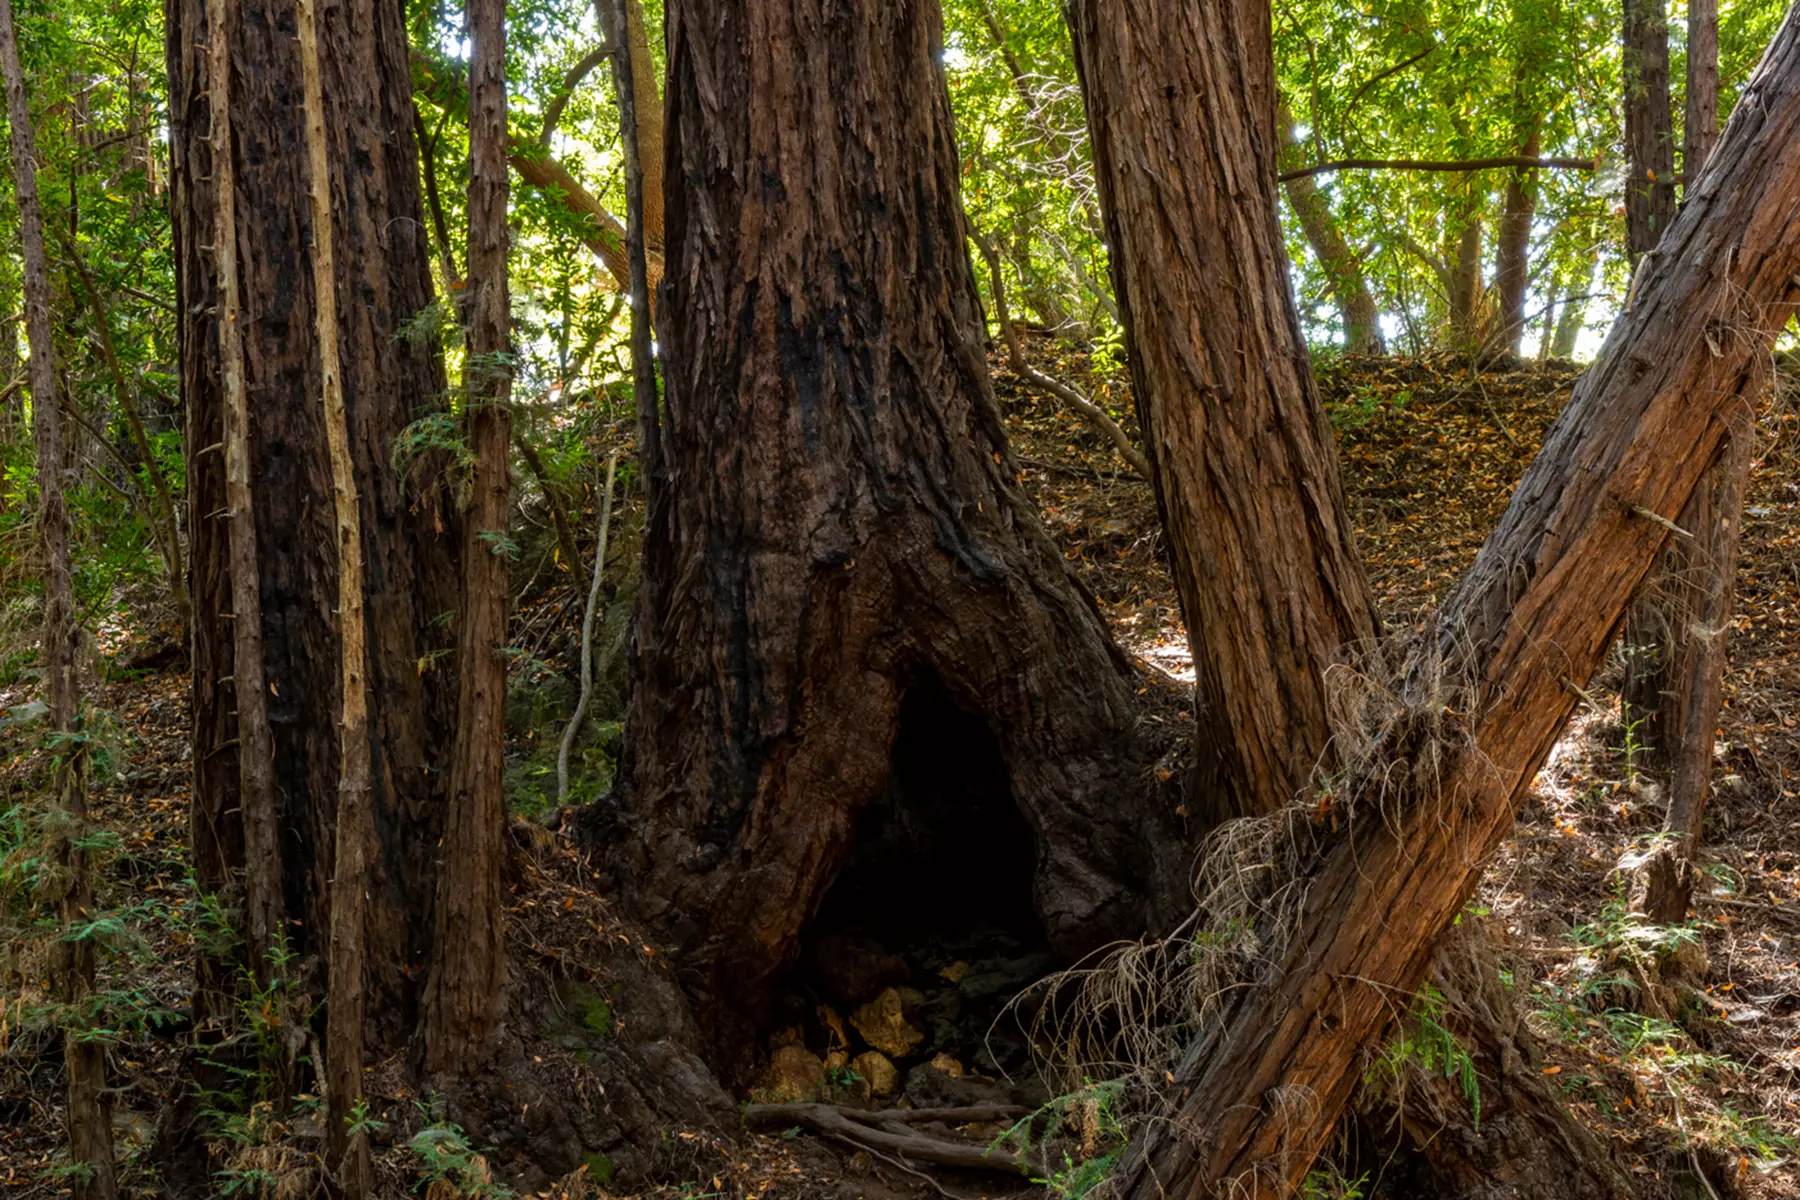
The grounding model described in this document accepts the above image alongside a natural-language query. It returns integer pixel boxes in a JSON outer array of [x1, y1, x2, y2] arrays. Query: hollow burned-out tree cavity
[[610, 0, 1185, 1073]]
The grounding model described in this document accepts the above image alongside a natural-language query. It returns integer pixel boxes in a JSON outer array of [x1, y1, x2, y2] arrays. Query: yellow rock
[[853, 1050, 900, 1096], [929, 1052, 965, 1078], [823, 1049, 850, 1072], [850, 987, 925, 1058], [938, 960, 970, 983], [752, 1044, 826, 1104]]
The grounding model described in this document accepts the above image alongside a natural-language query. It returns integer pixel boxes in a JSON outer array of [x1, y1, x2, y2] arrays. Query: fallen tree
[[1067, 0, 1800, 1192]]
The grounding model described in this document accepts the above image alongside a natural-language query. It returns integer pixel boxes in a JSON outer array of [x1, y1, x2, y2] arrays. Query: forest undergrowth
[[3, 342, 1798, 1199]]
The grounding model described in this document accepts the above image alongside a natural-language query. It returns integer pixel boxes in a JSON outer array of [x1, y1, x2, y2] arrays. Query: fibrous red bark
[[423, 0, 511, 1081], [612, 0, 1184, 1069], [1067, 1, 1380, 830], [168, 0, 460, 1048], [1070, 0, 1800, 1191], [1624, 0, 1677, 258]]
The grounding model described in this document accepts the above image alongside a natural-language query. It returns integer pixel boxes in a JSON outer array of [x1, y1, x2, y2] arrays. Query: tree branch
[[1280, 154, 1598, 182]]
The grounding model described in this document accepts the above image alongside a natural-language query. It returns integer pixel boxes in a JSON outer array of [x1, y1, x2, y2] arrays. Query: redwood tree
[[1068, 0, 1800, 1189], [613, 0, 1186, 1060], [167, 0, 460, 1061]]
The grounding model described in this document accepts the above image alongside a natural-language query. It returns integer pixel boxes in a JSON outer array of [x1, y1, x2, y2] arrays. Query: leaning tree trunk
[[1, 0, 118, 1192], [1067, 1, 1630, 1194], [1079, 1, 1800, 1188], [611, 0, 1187, 1072], [1624, 0, 1677, 259], [167, 0, 461, 1053]]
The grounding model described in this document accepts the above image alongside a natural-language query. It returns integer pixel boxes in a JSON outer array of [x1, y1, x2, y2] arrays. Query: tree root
[[741, 1103, 1035, 1176]]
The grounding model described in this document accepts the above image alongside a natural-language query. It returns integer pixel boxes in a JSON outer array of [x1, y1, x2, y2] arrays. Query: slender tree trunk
[[613, 0, 1184, 1073], [422, 0, 510, 1080], [1551, 245, 1597, 357], [1448, 198, 1486, 350], [514, 430, 583, 576], [1624, 0, 1677, 259], [1277, 103, 1384, 354], [1686, 0, 1720, 181], [622, 0, 663, 248], [0, 3, 118, 1193], [56, 236, 190, 625], [1075, 0, 1800, 1186], [298, 0, 374, 1190], [168, 0, 460, 1065], [1489, 129, 1540, 357]]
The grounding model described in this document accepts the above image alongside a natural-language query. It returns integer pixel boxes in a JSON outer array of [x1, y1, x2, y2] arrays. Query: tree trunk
[[297, 0, 375, 1190], [168, 0, 461, 1051], [1489, 129, 1540, 358], [1067, 7, 1380, 830], [1448, 198, 1486, 350], [622, 0, 663, 248], [1068, 2, 1630, 1194], [1551, 244, 1597, 357], [423, 0, 510, 1082], [611, 0, 1185, 1073], [1093, 0, 1800, 1185], [1686, 0, 1720, 182], [1, 1, 119, 1192], [1277, 103, 1384, 355], [1624, 0, 1677, 259]]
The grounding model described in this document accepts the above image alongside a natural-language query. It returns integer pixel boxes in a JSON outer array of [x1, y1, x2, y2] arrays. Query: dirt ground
[[2, 344, 1797, 1198]]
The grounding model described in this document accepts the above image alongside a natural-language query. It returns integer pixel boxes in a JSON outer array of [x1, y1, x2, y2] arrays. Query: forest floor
[[2, 344, 1799, 1199]]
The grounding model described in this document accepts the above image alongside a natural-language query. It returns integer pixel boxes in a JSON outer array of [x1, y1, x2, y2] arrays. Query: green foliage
[[1367, 983, 1482, 1127], [994, 1079, 1129, 1200], [411, 1122, 515, 1199]]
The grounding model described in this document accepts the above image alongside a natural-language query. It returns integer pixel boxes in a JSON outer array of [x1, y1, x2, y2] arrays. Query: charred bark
[[1094, 2, 1800, 1186], [610, 0, 1183, 1072], [168, 0, 460, 1049]]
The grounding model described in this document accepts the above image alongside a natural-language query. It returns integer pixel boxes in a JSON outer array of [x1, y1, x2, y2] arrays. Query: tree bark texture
[[1067, 0, 1381, 832], [423, 0, 510, 1081], [1489, 130, 1540, 357], [168, 0, 461, 1046], [1448, 200, 1486, 349], [1686, 0, 1720, 181], [297, 0, 375, 1188], [1277, 103, 1384, 355], [1, 0, 119, 1191], [1080, 0, 1800, 1191], [1624, 0, 1677, 259], [615, 0, 1183, 1067]]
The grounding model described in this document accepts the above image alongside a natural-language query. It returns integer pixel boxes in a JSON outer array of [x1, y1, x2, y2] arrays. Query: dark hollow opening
[[780, 673, 1055, 1099]]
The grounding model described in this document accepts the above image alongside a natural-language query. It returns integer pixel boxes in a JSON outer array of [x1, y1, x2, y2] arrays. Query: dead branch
[[741, 1104, 1035, 1176]]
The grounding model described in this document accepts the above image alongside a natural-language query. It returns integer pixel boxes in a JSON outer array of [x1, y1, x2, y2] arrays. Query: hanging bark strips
[[0, 0, 119, 1190], [1078, 1, 1800, 1188]]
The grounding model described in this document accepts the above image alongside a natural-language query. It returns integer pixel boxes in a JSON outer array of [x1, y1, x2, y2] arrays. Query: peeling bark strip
[[206, 0, 284, 984], [297, 0, 373, 1189], [168, 0, 460, 1050], [1090, 3, 1800, 1190], [0, 0, 118, 1191], [1067, 0, 1381, 832], [616, 0, 1185, 1068], [423, 0, 510, 1080]]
